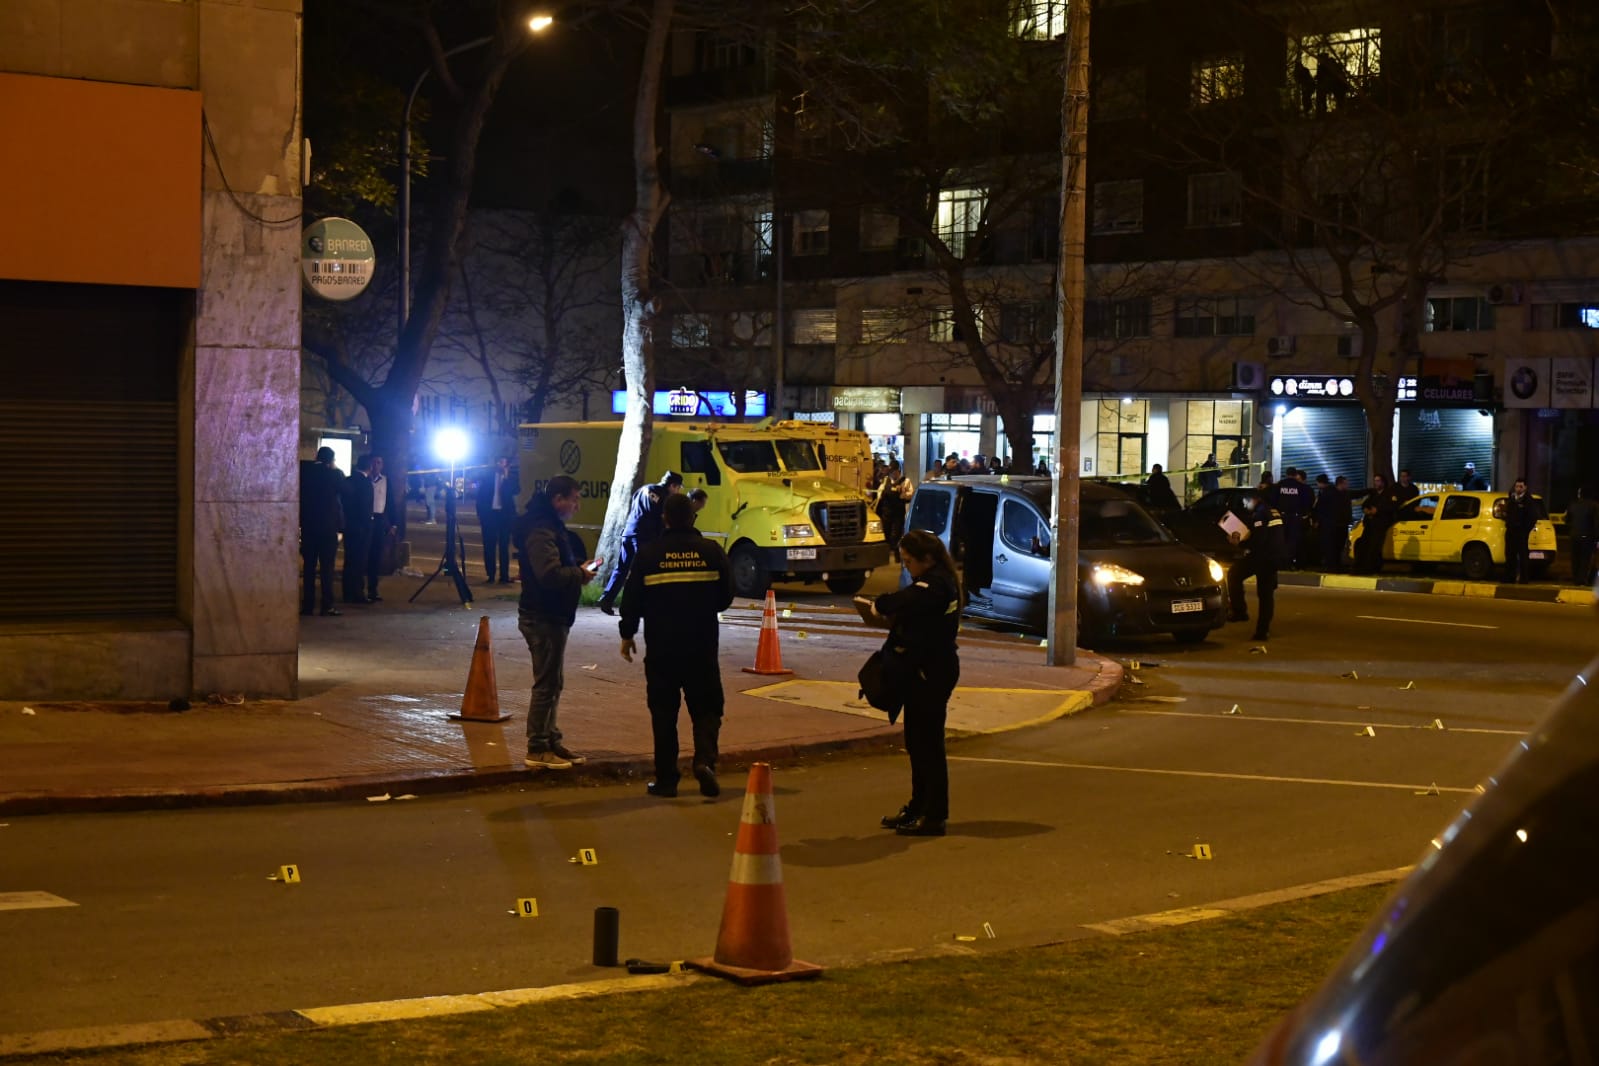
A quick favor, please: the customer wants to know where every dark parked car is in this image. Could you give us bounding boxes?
[1105,484,1255,563]
[905,476,1228,643]
[1249,641,1599,1064]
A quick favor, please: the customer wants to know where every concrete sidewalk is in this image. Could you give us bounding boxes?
[0,583,1123,816]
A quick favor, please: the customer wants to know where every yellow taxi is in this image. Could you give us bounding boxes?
[1348,489,1557,580]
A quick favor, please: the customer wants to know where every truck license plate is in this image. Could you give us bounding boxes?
[787,548,817,560]
[1528,551,1547,559]
[1171,598,1204,614]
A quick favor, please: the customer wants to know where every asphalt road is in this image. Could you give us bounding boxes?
[4,585,1594,1036]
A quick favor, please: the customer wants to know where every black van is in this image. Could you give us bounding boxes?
[906,476,1228,642]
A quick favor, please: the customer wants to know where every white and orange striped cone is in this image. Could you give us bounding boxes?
[448,615,510,722]
[741,590,794,676]
[687,763,822,985]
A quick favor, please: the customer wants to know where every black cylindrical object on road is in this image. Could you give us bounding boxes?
[592,906,620,967]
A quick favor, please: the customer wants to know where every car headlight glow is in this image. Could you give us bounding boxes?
[1091,563,1145,587]
[867,519,883,535]
[783,524,815,539]
[1207,559,1225,583]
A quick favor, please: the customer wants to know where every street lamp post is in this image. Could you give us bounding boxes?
[397,15,556,337]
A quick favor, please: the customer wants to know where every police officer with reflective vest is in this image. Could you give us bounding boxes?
[599,470,683,615]
[1227,481,1286,642]
[618,492,734,799]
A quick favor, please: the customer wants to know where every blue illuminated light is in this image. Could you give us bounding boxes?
[611,390,768,417]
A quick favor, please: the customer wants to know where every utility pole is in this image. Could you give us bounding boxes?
[1048,0,1089,667]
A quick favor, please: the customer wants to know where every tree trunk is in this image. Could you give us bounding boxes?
[996,391,1037,473]
[596,0,673,581]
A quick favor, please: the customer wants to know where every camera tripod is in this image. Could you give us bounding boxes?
[410,481,474,608]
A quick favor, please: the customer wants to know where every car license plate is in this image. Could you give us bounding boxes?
[787,548,817,560]
[1171,598,1204,614]
[1528,551,1547,559]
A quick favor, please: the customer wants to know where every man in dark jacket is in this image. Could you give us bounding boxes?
[475,455,521,585]
[1227,484,1286,642]
[1461,461,1487,491]
[1394,468,1421,503]
[514,476,601,769]
[618,493,734,799]
[1145,464,1180,512]
[300,447,345,617]
[1567,485,1599,587]
[1272,468,1311,569]
[1353,474,1399,574]
[1314,474,1351,572]
[1502,478,1544,584]
[341,454,376,605]
[598,471,683,615]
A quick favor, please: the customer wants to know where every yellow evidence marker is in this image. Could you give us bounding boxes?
[579,848,599,866]
[516,898,539,918]
[278,864,301,884]
[1191,843,1213,860]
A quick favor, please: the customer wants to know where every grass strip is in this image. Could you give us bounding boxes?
[20,882,1388,1065]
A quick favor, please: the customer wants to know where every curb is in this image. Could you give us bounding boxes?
[1277,570,1595,605]
[0,652,1120,817]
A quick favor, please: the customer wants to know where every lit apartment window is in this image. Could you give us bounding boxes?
[791,308,837,344]
[860,308,911,344]
[1085,298,1152,338]
[1175,297,1254,337]
[793,210,829,255]
[1187,171,1242,227]
[1291,28,1380,114]
[1192,55,1244,106]
[1529,302,1599,330]
[671,314,712,347]
[929,306,986,343]
[1013,0,1067,40]
[1425,297,1494,332]
[936,186,987,258]
[1091,179,1144,234]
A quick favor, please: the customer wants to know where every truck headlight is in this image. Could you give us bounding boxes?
[1091,563,1145,587]
[783,524,815,539]
[1207,559,1225,583]
[867,519,883,535]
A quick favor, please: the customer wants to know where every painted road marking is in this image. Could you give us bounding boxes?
[1084,867,1413,936]
[948,754,1479,794]
[1356,614,1498,629]
[1117,708,1526,737]
[0,891,78,912]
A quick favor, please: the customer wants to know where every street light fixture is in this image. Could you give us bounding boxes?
[397,13,557,337]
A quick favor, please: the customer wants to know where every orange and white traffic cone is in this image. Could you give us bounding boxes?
[687,763,822,985]
[741,590,794,676]
[449,615,510,722]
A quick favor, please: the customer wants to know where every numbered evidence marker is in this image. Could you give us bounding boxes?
[1191,843,1213,861]
[516,897,539,919]
[579,847,599,866]
[277,864,301,884]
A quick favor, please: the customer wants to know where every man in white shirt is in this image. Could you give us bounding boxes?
[365,455,390,602]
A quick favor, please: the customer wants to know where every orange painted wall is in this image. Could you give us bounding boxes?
[0,73,200,289]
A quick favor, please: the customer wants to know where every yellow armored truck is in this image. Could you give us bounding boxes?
[517,421,890,597]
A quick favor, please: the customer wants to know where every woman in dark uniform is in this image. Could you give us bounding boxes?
[872,529,962,837]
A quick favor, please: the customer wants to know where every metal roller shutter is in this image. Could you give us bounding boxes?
[1280,406,1368,486]
[0,281,182,623]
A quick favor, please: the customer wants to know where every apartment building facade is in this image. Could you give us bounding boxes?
[657,0,1599,503]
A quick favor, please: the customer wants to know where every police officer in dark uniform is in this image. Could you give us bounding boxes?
[599,471,683,615]
[1227,480,1286,642]
[618,492,734,799]
[1272,468,1311,570]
